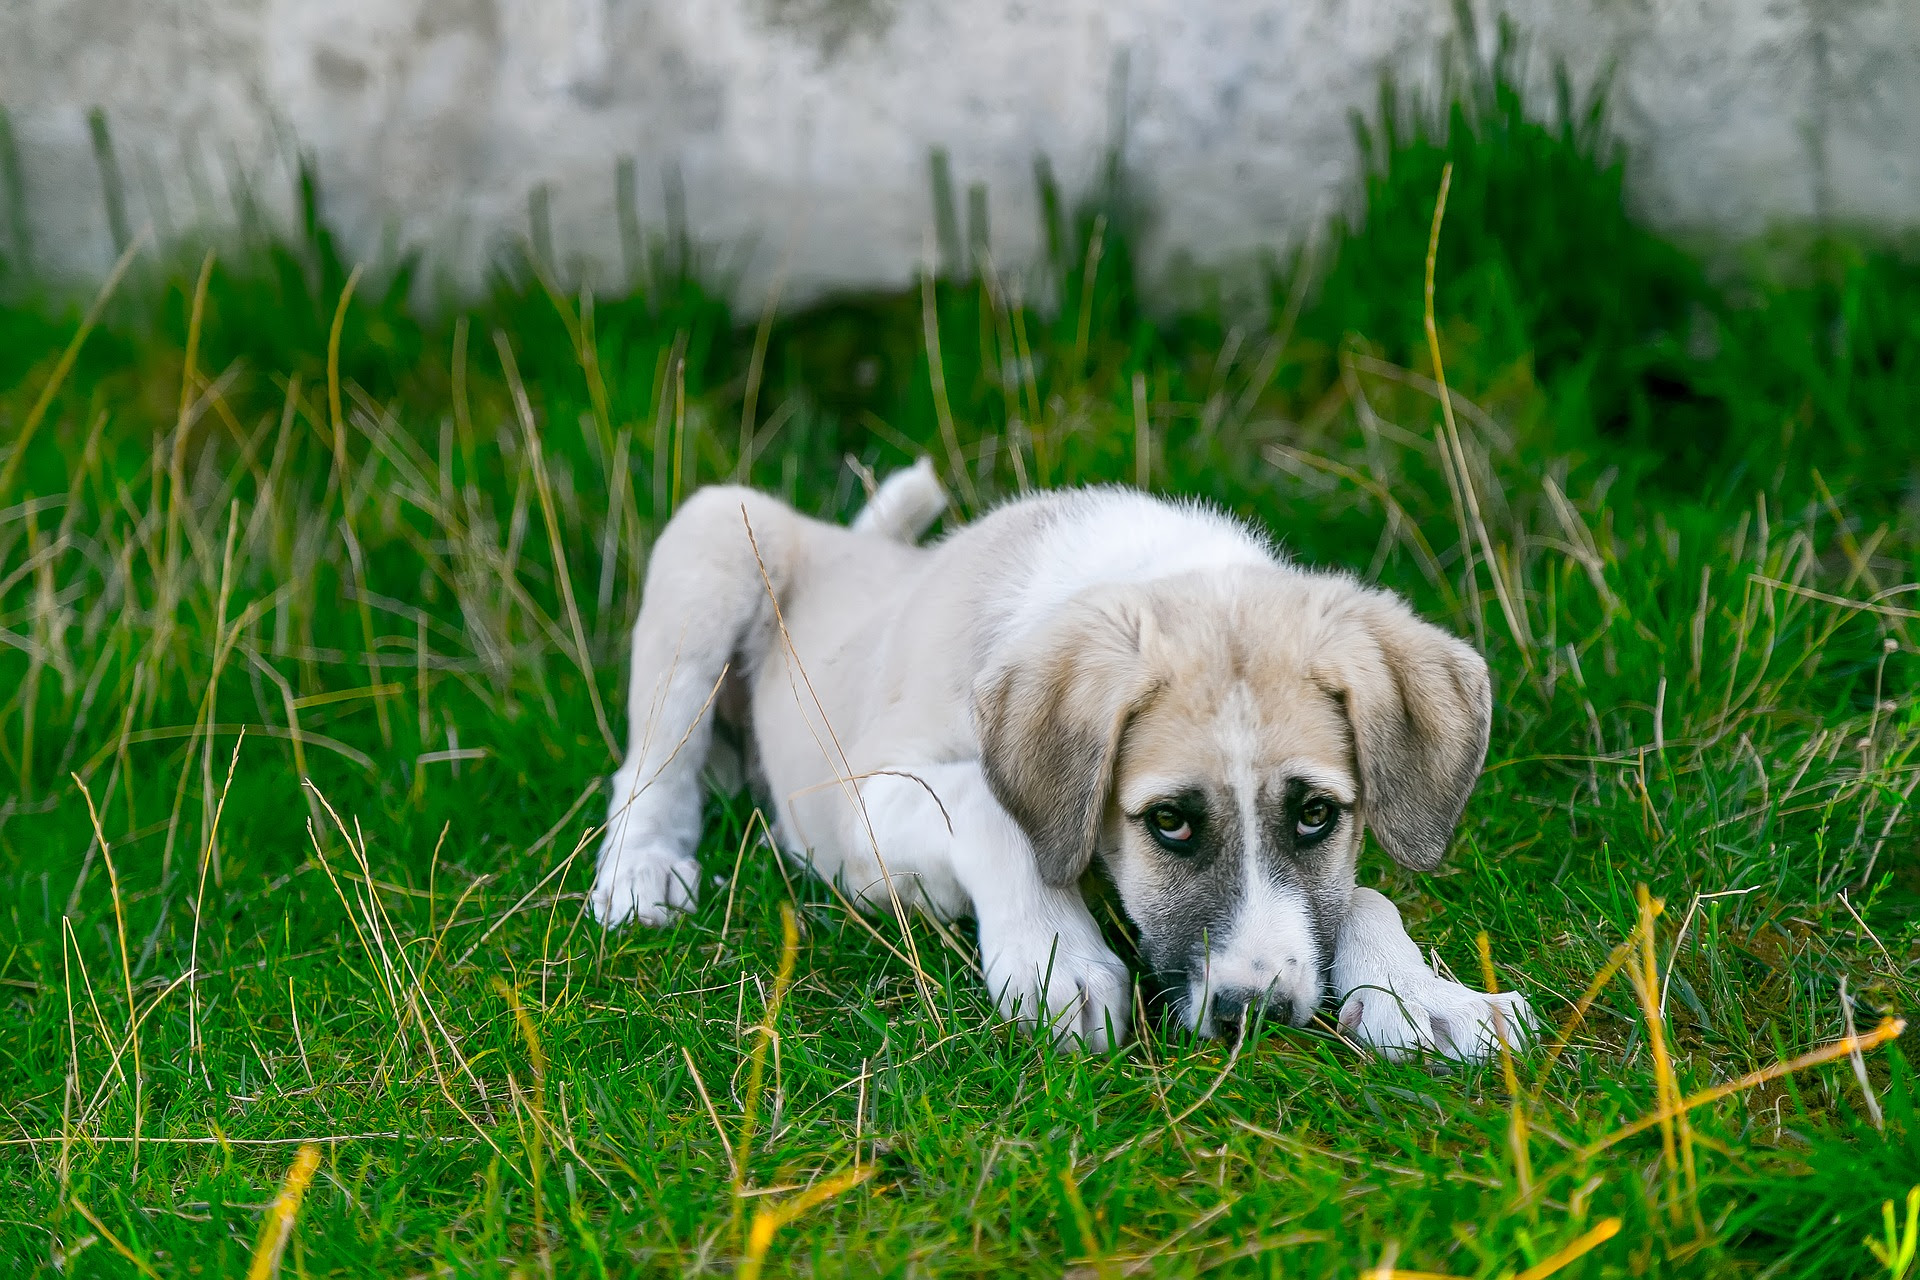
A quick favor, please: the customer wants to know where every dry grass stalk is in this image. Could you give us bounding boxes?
[1478,931,1532,1200]
[735,1163,875,1280]
[0,228,148,500]
[494,329,619,757]
[72,775,141,1169]
[684,1044,738,1178]
[1580,1016,1906,1158]
[494,977,551,1266]
[921,261,979,511]
[734,903,802,1221]
[1422,162,1530,660]
[245,1143,323,1280]
[1529,900,1662,1098]
[69,1196,162,1279]
[1627,883,1698,1228]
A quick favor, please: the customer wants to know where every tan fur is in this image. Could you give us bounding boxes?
[590,476,1531,1057]
[984,568,1487,887]
[1103,574,1365,880]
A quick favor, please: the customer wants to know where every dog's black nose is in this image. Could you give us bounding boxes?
[1208,988,1261,1042]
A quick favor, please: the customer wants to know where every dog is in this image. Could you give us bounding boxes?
[589,461,1534,1059]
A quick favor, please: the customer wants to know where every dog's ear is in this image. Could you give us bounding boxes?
[974,598,1158,886]
[1321,590,1492,871]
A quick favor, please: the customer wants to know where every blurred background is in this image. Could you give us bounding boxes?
[3,0,1919,306]
[4,0,1919,509]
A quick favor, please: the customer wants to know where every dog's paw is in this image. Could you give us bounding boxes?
[983,937,1132,1053]
[590,841,702,927]
[1338,979,1535,1063]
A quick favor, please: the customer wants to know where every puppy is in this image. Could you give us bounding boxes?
[590,462,1533,1058]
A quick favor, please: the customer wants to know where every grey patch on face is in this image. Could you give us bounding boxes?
[1261,777,1347,969]
[1117,786,1247,1009]
[1122,776,1354,1032]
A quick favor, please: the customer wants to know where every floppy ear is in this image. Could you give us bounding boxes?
[973,598,1158,886]
[1322,591,1492,871]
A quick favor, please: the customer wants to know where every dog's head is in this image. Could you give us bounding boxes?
[974,566,1490,1038]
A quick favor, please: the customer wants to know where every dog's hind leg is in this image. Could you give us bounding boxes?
[592,486,803,927]
[850,457,946,543]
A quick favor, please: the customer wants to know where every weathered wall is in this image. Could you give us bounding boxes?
[3,1,1916,308]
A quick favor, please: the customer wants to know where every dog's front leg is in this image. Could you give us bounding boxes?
[849,762,1132,1051]
[1330,887,1536,1062]
[967,851,1133,1053]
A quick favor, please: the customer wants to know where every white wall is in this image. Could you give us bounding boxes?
[3,0,1917,308]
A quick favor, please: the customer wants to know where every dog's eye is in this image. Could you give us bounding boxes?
[1296,799,1338,840]
[1144,804,1195,848]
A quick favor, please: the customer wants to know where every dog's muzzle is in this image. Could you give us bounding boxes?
[1191,967,1320,1040]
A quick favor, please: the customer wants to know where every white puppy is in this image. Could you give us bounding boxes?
[590,462,1533,1058]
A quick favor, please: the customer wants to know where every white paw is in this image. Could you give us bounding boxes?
[590,840,702,927]
[982,934,1132,1052]
[1338,978,1536,1063]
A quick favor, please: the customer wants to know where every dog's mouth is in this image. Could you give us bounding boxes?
[1137,968,1320,1040]
[1194,986,1319,1041]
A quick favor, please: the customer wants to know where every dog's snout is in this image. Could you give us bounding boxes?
[1180,877,1328,1041]
[1189,947,1320,1039]
[1206,987,1262,1042]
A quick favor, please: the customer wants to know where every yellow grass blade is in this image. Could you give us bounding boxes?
[492,329,620,757]
[1530,903,1661,1099]
[1422,162,1532,662]
[1514,1217,1623,1280]
[1059,1163,1117,1280]
[734,903,802,1214]
[1865,1185,1919,1276]
[1478,931,1531,1200]
[246,1143,323,1280]
[69,1197,162,1279]
[1626,884,1691,1225]
[326,264,364,505]
[72,776,142,1169]
[1583,1017,1907,1158]
[493,978,549,1260]
[737,1164,876,1280]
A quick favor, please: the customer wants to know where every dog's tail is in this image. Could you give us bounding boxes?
[852,457,948,543]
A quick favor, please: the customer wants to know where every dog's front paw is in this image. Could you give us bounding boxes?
[1338,979,1535,1063]
[983,937,1132,1052]
[590,840,702,927]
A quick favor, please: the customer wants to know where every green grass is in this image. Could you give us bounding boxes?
[2,46,1919,1278]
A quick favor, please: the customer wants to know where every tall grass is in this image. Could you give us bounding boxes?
[1,37,1917,1279]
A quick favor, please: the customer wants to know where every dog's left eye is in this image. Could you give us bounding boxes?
[1144,804,1195,848]
[1296,799,1338,839]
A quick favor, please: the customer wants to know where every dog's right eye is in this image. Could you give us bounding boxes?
[1143,804,1196,850]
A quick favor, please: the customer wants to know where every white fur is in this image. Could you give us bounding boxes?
[588,469,1529,1060]
[850,456,947,543]
[995,490,1274,647]
[1193,876,1321,1035]
[790,759,1128,1047]
[1332,888,1537,1061]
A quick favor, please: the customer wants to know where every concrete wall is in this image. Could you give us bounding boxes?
[3,1,1917,310]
